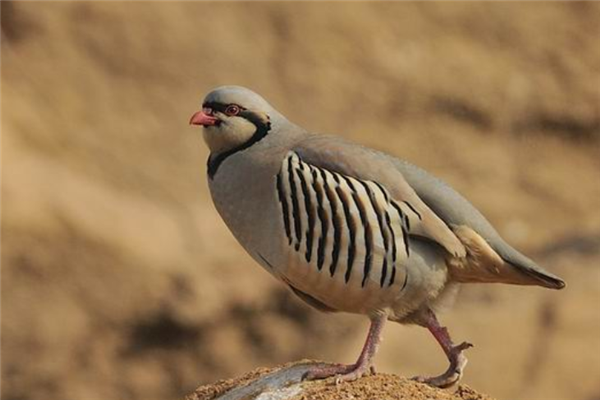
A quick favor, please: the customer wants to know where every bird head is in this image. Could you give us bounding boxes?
[190,86,273,154]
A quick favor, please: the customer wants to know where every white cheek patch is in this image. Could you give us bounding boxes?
[202,117,257,153]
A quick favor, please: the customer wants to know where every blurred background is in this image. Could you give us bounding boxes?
[2,2,599,400]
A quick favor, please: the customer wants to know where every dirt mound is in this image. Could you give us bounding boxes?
[2,2,600,400]
[185,362,493,400]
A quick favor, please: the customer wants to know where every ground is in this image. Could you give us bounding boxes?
[185,362,494,400]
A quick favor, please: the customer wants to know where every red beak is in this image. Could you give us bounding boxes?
[189,110,219,126]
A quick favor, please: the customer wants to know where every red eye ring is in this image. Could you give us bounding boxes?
[225,105,241,116]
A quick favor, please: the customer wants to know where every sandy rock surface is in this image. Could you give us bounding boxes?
[185,362,494,400]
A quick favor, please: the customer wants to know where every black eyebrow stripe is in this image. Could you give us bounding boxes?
[202,101,247,112]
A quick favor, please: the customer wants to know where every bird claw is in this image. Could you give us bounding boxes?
[455,341,474,352]
[302,316,385,384]
[412,371,462,388]
[302,364,353,381]
[303,363,375,384]
[412,341,472,388]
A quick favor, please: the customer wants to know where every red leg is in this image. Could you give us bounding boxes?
[303,314,386,383]
[413,310,473,388]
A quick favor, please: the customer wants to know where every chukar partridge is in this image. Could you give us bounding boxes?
[189,86,565,387]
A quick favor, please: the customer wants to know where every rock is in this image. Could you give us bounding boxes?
[185,362,494,400]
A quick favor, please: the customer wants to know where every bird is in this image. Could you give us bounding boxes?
[189,85,565,388]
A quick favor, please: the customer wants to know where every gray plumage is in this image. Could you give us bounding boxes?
[390,157,564,289]
[190,85,565,387]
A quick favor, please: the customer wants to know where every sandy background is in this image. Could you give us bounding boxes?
[2,2,600,400]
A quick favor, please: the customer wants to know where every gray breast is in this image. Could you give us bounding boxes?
[208,146,290,275]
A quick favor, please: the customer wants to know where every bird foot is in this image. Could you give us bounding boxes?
[303,362,375,383]
[303,315,385,384]
[412,341,473,388]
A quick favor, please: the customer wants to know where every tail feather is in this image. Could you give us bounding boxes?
[501,252,566,290]
[449,225,566,289]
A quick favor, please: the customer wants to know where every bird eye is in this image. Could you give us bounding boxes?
[225,105,240,116]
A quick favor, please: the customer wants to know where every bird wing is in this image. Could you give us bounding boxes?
[387,154,566,289]
[292,134,565,290]
[292,135,467,258]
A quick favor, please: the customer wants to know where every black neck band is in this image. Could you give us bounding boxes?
[207,119,271,180]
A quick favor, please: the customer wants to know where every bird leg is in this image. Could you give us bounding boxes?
[413,310,473,388]
[303,314,386,383]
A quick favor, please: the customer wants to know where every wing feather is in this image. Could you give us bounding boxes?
[292,136,467,259]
